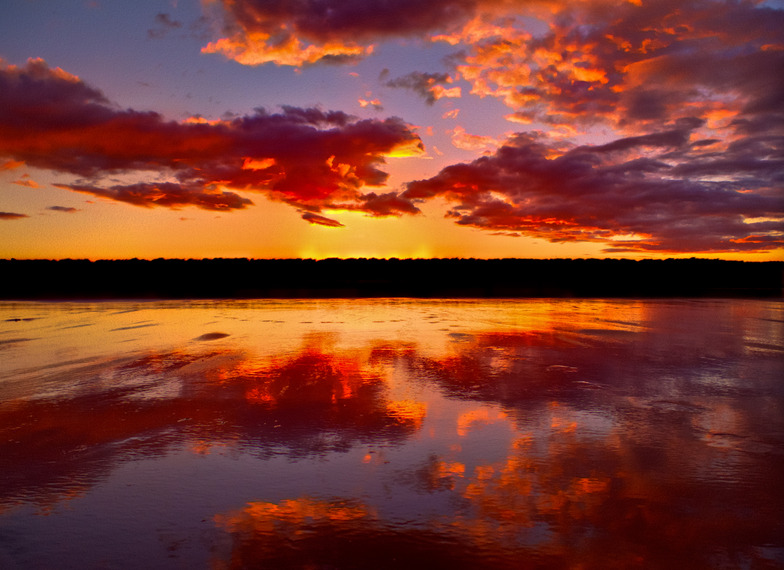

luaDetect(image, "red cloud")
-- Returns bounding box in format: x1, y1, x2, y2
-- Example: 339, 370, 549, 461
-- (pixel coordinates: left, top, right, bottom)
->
404, 123, 784, 253
0, 59, 422, 219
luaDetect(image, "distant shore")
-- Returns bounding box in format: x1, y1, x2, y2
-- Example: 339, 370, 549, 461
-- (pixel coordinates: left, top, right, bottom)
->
0, 258, 781, 299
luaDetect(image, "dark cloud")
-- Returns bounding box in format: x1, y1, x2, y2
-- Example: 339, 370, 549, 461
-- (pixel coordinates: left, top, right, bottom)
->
200, 0, 504, 66
357, 192, 422, 216
301, 212, 344, 227
147, 12, 183, 39
47, 206, 79, 213
382, 71, 457, 105
56, 183, 253, 212
214, 0, 479, 43
297, 191, 423, 226
404, 125, 784, 253
0, 211, 28, 220
0, 59, 422, 220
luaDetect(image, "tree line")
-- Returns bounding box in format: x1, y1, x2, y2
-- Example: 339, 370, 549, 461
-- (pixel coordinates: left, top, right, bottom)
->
0, 258, 780, 299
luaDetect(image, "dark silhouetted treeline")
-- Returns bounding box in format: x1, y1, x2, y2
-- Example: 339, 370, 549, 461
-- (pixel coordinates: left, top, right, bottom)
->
0, 258, 781, 299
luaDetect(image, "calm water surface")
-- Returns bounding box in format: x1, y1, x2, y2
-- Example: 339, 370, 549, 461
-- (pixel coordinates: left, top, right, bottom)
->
1, 299, 783, 569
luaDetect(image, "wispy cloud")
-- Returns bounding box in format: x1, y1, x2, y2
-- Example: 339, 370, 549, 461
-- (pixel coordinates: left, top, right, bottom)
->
47, 206, 80, 213
301, 212, 344, 227
147, 12, 183, 39
0, 211, 28, 220
449, 125, 499, 151
382, 70, 461, 105
358, 97, 384, 111
12, 176, 40, 188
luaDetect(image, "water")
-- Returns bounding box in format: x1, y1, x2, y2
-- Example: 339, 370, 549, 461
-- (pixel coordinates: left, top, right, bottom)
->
1, 299, 782, 569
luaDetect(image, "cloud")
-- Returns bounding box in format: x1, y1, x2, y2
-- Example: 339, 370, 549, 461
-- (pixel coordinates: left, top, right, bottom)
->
204, 0, 783, 140
0, 58, 422, 220
12, 177, 40, 188
201, 0, 485, 67
442, 109, 460, 120
147, 12, 183, 39
367, 0, 784, 254
404, 123, 784, 253
383, 70, 461, 105
56, 182, 253, 212
358, 97, 384, 111
47, 206, 79, 213
302, 212, 344, 227
0, 211, 28, 220
198, 0, 784, 139
1, 159, 24, 171
447, 0, 784, 136
202, 32, 371, 68
450, 125, 500, 151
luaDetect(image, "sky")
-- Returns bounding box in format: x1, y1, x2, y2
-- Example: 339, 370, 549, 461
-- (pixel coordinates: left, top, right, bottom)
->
1, 0, 782, 260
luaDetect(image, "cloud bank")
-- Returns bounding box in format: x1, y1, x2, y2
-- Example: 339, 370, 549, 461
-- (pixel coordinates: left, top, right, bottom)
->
197, 0, 784, 253
405, 121, 783, 253
4, 0, 783, 255
0, 58, 423, 220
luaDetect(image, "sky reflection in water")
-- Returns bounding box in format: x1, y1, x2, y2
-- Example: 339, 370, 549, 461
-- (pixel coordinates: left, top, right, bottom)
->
1, 299, 783, 569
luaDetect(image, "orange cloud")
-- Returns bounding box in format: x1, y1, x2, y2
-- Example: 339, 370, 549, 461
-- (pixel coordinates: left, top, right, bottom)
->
0, 159, 24, 171
358, 97, 383, 111
12, 177, 40, 188
450, 125, 500, 151
202, 32, 371, 67
431, 84, 462, 100
442, 109, 460, 120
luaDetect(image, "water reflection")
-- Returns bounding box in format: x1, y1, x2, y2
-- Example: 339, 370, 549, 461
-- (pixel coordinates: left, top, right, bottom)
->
1, 340, 420, 512
0, 299, 782, 568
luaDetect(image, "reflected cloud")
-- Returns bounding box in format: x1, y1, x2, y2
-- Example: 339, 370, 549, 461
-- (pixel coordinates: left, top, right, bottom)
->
2, 300, 782, 567
212, 495, 533, 569
0, 337, 423, 511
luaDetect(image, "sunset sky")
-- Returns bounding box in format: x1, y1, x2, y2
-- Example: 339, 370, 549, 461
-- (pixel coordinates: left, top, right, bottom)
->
1, 0, 782, 260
